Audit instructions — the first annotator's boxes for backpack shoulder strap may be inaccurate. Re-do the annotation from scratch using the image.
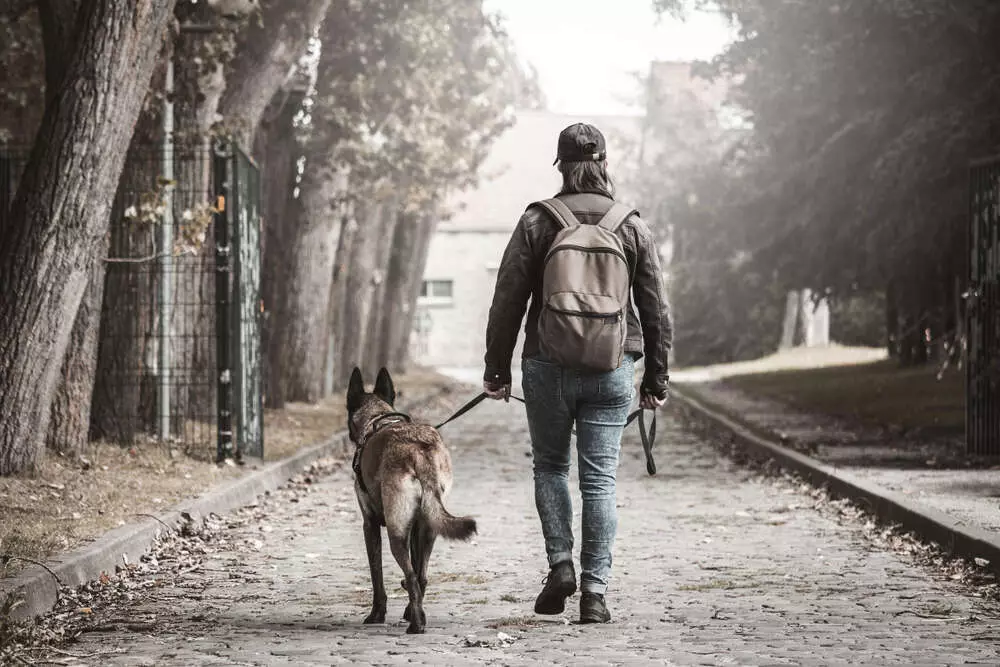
[531,198,581,230]
[595,202,638,233]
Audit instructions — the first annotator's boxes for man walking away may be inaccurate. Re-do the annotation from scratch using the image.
[483,122,673,624]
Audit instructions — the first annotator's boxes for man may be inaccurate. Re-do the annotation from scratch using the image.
[483,122,673,624]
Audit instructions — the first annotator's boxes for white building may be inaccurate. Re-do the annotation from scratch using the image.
[410,109,645,369]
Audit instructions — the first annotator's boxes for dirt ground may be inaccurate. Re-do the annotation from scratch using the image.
[0,367,453,580]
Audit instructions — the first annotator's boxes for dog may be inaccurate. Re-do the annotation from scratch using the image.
[347,366,477,634]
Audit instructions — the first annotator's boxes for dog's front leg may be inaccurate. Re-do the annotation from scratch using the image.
[363,519,387,624]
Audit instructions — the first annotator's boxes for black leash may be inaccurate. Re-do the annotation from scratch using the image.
[433,391,525,430]
[435,392,658,476]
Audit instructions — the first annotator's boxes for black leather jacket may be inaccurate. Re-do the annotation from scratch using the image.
[484,192,673,399]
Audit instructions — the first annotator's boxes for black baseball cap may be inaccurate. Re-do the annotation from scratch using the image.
[553,123,607,165]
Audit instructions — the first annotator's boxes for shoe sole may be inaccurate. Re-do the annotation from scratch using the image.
[533,580,577,615]
[578,613,611,624]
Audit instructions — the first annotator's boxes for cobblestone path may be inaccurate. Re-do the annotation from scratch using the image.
[36,399,1000,665]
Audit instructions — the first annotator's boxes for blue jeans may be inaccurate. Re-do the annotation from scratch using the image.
[521,354,635,595]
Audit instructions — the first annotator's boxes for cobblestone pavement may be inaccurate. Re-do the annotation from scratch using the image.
[35,400,1000,666]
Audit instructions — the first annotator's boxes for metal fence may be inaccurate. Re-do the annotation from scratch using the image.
[0,140,262,461]
[968,157,1000,455]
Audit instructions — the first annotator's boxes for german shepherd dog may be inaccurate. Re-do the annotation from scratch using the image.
[347,367,477,634]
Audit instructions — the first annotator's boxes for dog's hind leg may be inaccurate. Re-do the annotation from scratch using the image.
[362,519,387,624]
[404,519,436,624]
[388,526,425,634]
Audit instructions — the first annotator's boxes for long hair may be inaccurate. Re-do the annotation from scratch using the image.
[558,160,616,199]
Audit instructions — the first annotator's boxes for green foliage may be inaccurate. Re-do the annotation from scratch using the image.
[647,0,1000,364]
[305,0,518,212]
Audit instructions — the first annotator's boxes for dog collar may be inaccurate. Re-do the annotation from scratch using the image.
[361,411,412,444]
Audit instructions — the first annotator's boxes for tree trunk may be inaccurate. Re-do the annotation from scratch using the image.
[885,280,899,359]
[46,232,109,456]
[0,0,175,475]
[364,205,402,372]
[327,209,358,393]
[218,0,333,148]
[283,160,346,402]
[388,214,437,371]
[337,200,387,386]
[90,112,164,444]
[255,90,304,409]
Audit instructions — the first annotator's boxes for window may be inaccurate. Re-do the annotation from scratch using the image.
[419,279,454,306]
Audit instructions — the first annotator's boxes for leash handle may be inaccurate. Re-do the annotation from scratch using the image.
[626,408,658,476]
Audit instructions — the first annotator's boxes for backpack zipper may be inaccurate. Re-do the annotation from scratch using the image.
[545,306,622,321]
[546,244,628,264]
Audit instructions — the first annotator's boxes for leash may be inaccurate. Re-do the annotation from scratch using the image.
[435,392,658,476]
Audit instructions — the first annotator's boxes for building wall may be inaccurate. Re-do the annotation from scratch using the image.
[410,229,526,369]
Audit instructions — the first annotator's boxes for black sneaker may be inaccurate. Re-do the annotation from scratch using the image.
[533,561,577,615]
[579,592,611,623]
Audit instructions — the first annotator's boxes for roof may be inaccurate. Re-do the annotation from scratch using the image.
[440,110,644,232]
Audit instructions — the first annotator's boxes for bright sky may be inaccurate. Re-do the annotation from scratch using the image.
[485,0,736,116]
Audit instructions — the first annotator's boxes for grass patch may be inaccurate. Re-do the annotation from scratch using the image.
[499,593,520,603]
[0,368,454,580]
[467,597,489,605]
[725,360,964,435]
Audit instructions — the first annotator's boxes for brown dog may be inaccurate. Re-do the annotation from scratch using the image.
[347,367,477,634]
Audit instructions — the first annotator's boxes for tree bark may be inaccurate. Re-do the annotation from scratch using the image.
[0,0,175,475]
[363,205,402,372]
[255,89,304,408]
[389,214,437,371]
[337,200,387,386]
[46,233,108,456]
[326,208,358,393]
[283,159,346,402]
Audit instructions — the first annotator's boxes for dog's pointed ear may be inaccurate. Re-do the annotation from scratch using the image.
[347,367,365,412]
[374,367,395,406]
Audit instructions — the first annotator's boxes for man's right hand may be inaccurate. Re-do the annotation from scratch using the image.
[484,381,510,401]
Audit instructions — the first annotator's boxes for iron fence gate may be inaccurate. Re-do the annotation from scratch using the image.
[968,158,1000,455]
[0,141,262,461]
[212,140,263,461]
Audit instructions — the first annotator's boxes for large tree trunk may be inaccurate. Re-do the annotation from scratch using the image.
[46,233,109,456]
[41,0,101,456]
[283,159,346,402]
[389,214,437,371]
[337,199,387,386]
[378,210,435,371]
[327,208,358,393]
[218,0,333,148]
[255,90,304,409]
[364,205,402,372]
[0,0,175,475]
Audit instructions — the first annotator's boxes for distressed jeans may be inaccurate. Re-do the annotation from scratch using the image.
[521,354,635,595]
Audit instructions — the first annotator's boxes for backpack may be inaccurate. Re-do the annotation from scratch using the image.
[531,197,637,373]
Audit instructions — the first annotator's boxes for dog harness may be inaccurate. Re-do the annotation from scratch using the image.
[352,411,412,494]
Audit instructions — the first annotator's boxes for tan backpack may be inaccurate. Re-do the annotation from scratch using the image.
[532,197,636,372]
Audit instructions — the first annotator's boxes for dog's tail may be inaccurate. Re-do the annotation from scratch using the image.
[421,491,477,541]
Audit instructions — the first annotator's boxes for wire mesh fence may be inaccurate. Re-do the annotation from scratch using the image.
[968,157,1000,455]
[0,140,262,460]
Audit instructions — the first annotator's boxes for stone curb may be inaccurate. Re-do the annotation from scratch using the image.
[0,431,351,621]
[1,385,447,621]
[673,383,1000,574]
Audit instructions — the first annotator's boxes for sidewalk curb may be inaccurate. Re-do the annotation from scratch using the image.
[1,384,449,622]
[1,431,351,621]
[673,383,1000,574]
